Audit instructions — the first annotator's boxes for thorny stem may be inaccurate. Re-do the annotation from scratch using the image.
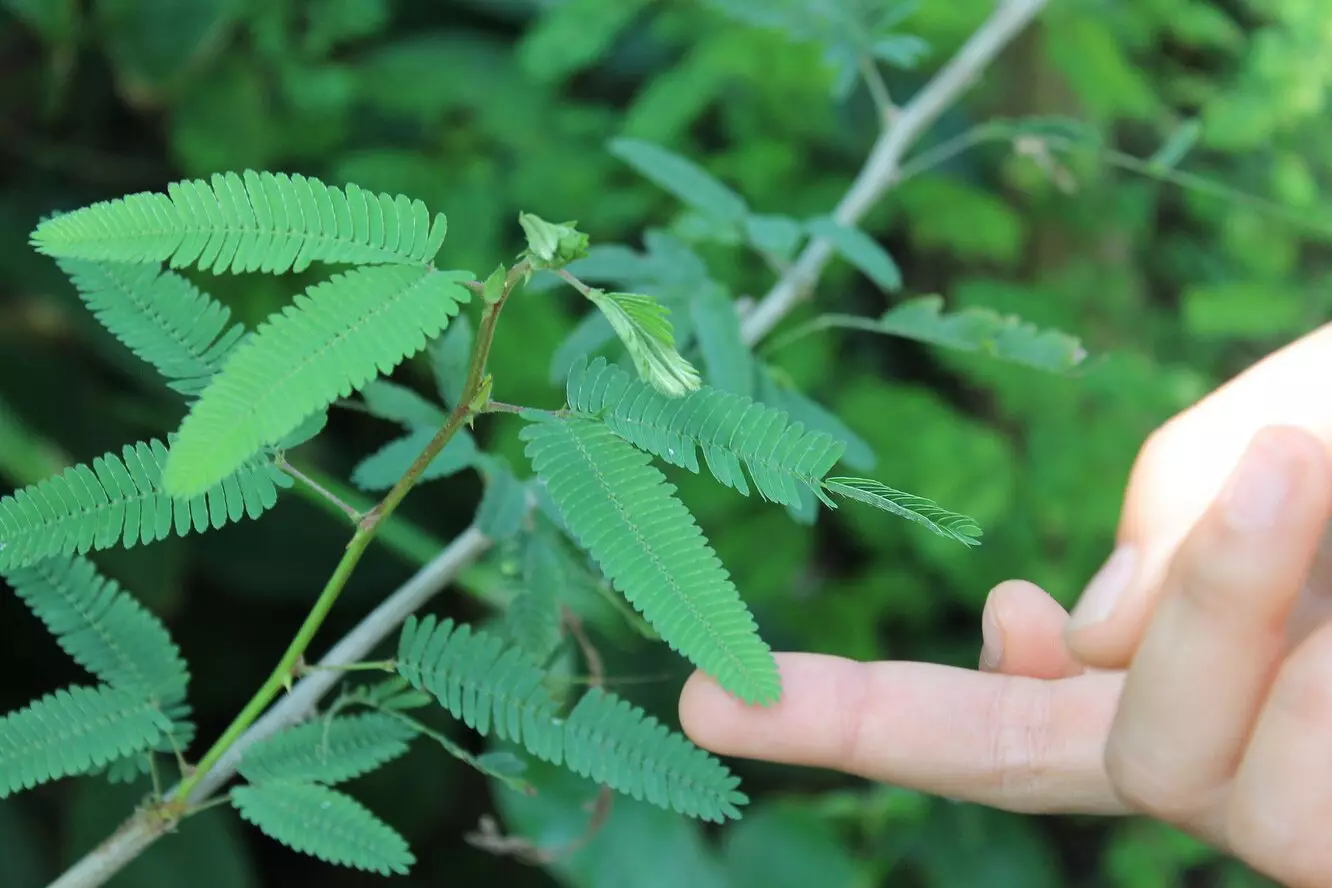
[173,262,527,804]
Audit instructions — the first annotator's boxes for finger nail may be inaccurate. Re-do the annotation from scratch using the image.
[1222,430,1301,533]
[979,605,1003,671]
[1067,546,1138,631]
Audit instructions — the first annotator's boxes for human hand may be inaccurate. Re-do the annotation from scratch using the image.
[679,324,1332,887]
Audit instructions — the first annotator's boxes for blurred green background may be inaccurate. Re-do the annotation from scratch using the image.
[1,0,1327,885]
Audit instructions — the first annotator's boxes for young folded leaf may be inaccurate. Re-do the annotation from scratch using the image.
[799,296,1088,373]
[4,556,189,706]
[232,782,414,876]
[162,266,471,497]
[0,685,170,799]
[32,171,448,275]
[396,615,747,822]
[0,441,288,572]
[566,357,843,508]
[822,477,982,547]
[871,296,1088,371]
[58,260,245,395]
[521,416,781,704]
[585,290,700,397]
[237,713,416,786]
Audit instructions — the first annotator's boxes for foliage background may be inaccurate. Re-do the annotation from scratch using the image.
[0,0,1325,885]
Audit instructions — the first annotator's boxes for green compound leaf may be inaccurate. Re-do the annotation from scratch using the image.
[237,713,416,786]
[567,357,844,509]
[689,285,755,397]
[805,216,902,292]
[474,462,528,542]
[585,289,700,398]
[162,266,471,498]
[396,615,747,822]
[358,379,447,429]
[872,296,1088,372]
[608,138,749,224]
[231,781,414,876]
[0,685,170,799]
[0,440,288,572]
[823,477,982,547]
[520,416,780,705]
[3,556,189,705]
[57,259,245,396]
[350,426,477,492]
[32,170,448,275]
[802,296,1088,373]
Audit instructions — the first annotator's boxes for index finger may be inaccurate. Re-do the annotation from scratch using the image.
[678,653,1127,814]
[1069,323,1332,667]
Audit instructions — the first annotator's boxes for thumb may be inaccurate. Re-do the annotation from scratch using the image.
[1066,322,1332,668]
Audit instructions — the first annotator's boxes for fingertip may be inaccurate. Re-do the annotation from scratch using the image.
[678,668,729,749]
[984,579,1083,679]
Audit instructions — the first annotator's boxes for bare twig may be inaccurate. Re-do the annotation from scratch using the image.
[739,0,1048,345]
[48,4,1047,885]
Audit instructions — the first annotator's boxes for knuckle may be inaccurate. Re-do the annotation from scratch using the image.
[981,681,1057,809]
[1267,647,1332,729]
[1103,736,1200,824]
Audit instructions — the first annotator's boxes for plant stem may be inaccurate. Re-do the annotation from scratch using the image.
[276,456,361,522]
[859,55,896,125]
[555,267,592,297]
[172,264,522,804]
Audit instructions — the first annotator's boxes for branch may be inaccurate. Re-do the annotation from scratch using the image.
[48,526,492,888]
[739,0,1048,345]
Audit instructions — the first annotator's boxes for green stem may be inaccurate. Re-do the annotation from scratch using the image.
[175,262,523,802]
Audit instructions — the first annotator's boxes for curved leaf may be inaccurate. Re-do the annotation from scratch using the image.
[32,170,448,275]
[521,416,780,704]
[163,266,471,497]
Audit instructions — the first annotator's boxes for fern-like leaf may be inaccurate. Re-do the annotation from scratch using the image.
[238,713,415,785]
[0,441,288,572]
[520,416,780,704]
[823,477,982,546]
[32,171,448,275]
[0,685,170,798]
[3,556,189,705]
[232,782,414,875]
[567,357,843,508]
[162,266,471,497]
[57,260,245,395]
[562,688,745,821]
[396,615,746,822]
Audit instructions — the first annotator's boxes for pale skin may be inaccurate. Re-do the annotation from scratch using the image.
[679,323,1332,888]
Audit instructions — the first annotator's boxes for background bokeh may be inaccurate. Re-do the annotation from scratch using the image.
[1,1,1328,885]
